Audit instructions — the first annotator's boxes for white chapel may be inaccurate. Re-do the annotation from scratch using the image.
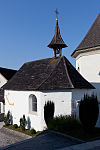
[2,16,94,131]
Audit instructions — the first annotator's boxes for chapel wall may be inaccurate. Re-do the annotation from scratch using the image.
[40,90,72,130]
[4,90,42,131]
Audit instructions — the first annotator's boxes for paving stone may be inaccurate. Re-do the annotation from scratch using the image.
[0,127,31,148]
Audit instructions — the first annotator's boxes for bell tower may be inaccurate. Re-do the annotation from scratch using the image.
[48,9,67,57]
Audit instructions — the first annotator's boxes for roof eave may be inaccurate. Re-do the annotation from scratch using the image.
[48,44,68,49]
[71,45,100,58]
[71,50,79,58]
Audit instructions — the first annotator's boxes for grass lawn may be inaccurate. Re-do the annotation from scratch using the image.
[47,115,100,141]
[4,125,100,141]
[53,127,100,141]
[4,125,42,137]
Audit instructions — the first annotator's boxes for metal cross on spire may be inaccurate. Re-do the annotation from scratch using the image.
[55,9,59,19]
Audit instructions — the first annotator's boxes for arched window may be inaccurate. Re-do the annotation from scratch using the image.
[29,95,37,113]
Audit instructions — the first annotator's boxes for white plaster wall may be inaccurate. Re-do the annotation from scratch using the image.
[0,74,7,88]
[5,89,72,131]
[76,53,100,82]
[5,90,42,131]
[72,89,92,119]
[39,89,93,130]
[76,53,100,101]
[72,89,92,100]
[76,52,100,126]
[41,90,72,130]
[4,89,93,131]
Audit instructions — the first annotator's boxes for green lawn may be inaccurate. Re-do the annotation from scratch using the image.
[52,127,100,141]
[47,115,100,141]
[4,124,100,141]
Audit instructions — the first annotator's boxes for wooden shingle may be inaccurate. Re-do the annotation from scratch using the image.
[3,56,94,91]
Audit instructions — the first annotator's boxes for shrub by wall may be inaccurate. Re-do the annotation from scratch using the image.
[48,115,80,132]
[44,101,55,126]
[79,94,99,131]
[20,115,27,131]
[4,111,11,126]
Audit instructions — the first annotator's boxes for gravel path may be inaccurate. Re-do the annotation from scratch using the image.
[0,127,31,148]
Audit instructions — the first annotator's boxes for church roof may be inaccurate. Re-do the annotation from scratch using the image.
[48,20,67,49]
[0,67,17,80]
[0,67,17,103]
[2,56,94,91]
[72,14,100,57]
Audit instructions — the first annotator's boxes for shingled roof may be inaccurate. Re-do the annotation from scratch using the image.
[48,19,67,49]
[72,14,100,57]
[3,56,94,91]
[0,67,17,80]
[0,67,17,103]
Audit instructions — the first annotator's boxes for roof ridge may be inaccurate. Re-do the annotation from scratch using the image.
[37,57,62,90]
[24,57,53,65]
[62,57,74,88]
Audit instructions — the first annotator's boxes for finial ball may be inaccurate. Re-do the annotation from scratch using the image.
[56,18,58,21]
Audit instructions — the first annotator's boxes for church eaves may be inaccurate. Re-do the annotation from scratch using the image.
[72,14,100,57]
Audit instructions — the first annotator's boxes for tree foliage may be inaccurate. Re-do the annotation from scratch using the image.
[44,101,55,127]
[79,94,99,130]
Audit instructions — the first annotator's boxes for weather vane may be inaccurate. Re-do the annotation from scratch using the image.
[55,9,59,19]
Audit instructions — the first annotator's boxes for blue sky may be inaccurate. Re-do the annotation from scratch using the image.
[0,0,100,70]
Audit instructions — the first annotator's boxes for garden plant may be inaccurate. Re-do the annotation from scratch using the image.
[79,94,99,131]
[44,101,55,126]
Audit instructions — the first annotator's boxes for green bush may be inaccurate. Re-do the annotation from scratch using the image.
[48,115,80,132]
[13,124,18,129]
[44,101,55,127]
[4,111,11,126]
[79,94,99,131]
[30,128,36,135]
[20,115,27,131]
